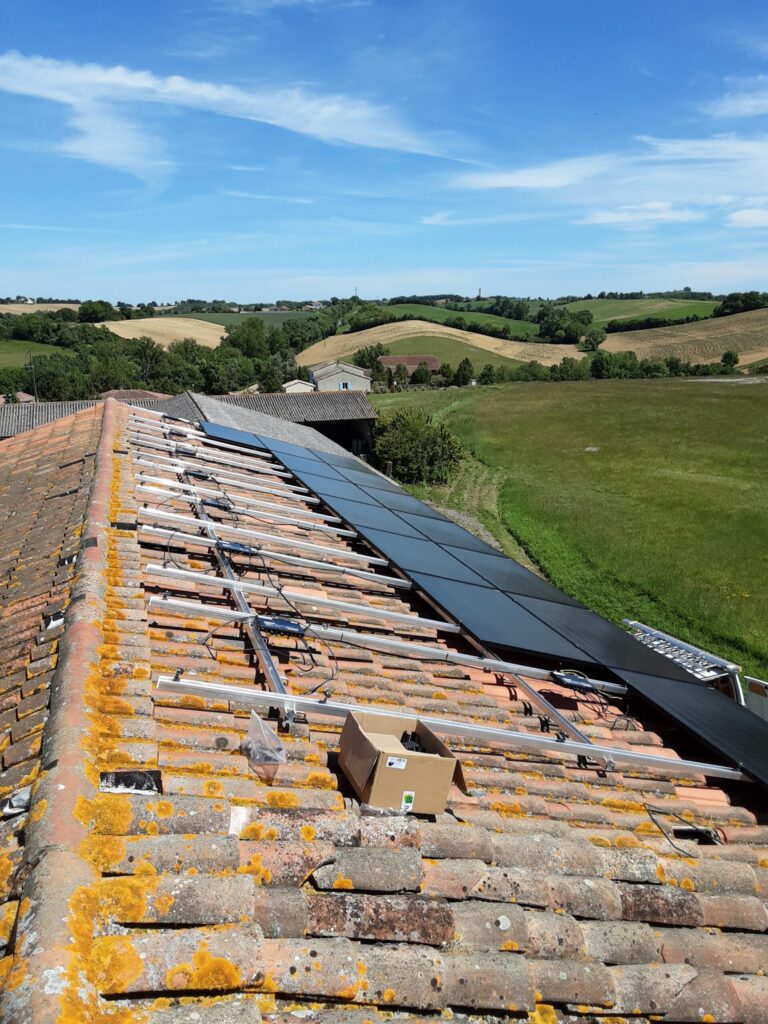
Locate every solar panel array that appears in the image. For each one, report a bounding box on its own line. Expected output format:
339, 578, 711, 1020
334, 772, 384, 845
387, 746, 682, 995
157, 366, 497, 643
202, 421, 695, 680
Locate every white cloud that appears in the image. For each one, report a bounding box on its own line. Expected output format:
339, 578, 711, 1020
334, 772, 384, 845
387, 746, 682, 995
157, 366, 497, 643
222, 189, 313, 203
0, 50, 440, 182
229, 164, 266, 172
420, 210, 534, 226
728, 207, 768, 228
456, 154, 617, 190
225, 0, 368, 12
578, 201, 706, 227
703, 77, 768, 118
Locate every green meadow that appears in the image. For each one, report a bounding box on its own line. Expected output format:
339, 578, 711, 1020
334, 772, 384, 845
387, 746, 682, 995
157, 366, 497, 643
372, 379, 768, 677
0, 339, 75, 369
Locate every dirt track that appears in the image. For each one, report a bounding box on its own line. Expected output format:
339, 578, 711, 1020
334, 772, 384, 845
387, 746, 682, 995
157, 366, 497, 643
296, 320, 582, 367
97, 317, 225, 349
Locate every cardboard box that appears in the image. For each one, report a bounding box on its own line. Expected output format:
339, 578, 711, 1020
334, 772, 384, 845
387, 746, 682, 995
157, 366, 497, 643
337, 711, 466, 815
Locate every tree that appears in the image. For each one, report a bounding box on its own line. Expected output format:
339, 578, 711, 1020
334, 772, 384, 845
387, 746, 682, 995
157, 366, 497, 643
454, 357, 474, 386
438, 362, 454, 381
393, 364, 410, 389
410, 361, 432, 386
259, 361, 283, 393
372, 408, 463, 484
78, 300, 120, 323
583, 328, 605, 352
224, 317, 267, 360
134, 337, 165, 382
478, 363, 497, 384
353, 343, 389, 370
721, 350, 739, 372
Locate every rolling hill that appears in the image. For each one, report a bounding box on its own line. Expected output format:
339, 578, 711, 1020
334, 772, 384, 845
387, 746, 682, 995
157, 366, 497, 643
600, 307, 768, 363
166, 310, 318, 328
0, 303, 80, 314
0, 339, 76, 368
296, 320, 582, 368
98, 317, 225, 348
563, 297, 717, 328
386, 303, 537, 336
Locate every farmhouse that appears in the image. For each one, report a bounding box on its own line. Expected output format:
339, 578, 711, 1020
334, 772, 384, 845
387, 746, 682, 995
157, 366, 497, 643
379, 354, 440, 375
311, 359, 371, 392
0, 398, 767, 1022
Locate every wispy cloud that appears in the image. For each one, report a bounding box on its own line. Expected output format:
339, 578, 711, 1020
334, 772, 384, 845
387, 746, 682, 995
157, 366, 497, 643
224, 0, 368, 13
229, 164, 266, 172
703, 76, 768, 118
421, 210, 535, 226
578, 201, 705, 228
222, 189, 313, 203
456, 155, 618, 190
728, 207, 768, 228
0, 50, 441, 183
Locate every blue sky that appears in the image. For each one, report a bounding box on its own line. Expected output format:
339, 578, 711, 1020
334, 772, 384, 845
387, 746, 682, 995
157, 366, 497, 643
2, 0, 768, 302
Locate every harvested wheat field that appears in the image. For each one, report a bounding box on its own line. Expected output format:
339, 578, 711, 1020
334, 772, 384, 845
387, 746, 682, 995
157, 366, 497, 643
601, 307, 768, 362
296, 319, 582, 367
0, 302, 80, 314
98, 316, 225, 348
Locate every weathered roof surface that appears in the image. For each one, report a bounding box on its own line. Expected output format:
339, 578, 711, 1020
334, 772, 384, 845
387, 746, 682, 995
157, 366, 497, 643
312, 360, 372, 379
0, 400, 100, 437
1, 400, 767, 1023
0, 390, 377, 440
189, 394, 353, 456
380, 355, 440, 371
212, 390, 377, 422
100, 389, 172, 401
0, 404, 104, 946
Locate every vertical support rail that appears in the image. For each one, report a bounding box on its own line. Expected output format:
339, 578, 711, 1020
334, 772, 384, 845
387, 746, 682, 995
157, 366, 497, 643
178, 466, 287, 696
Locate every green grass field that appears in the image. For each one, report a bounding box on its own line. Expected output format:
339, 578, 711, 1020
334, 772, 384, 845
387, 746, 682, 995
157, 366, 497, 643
385, 335, 521, 370
372, 380, 768, 677
163, 310, 317, 328
386, 303, 538, 336
0, 339, 75, 368
563, 297, 718, 328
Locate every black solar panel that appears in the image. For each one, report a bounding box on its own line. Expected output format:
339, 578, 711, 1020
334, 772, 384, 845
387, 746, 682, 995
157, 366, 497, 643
409, 574, 594, 660
318, 451, 383, 473
321, 497, 426, 538
278, 454, 344, 480
360, 488, 447, 519
515, 597, 697, 682
339, 467, 402, 491
444, 547, 582, 606
618, 670, 768, 787
362, 530, 492, 585
201, 422, 266, 452
297, 473, 384, 505
257, 437, 321, 459
397, 512, 499, 553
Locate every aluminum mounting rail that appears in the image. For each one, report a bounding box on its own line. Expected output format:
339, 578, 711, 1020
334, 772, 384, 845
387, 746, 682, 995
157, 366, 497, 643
136, 475, 337, 522
130, 417, 276, 463
139, 525, 411, 590
128, 432, 293, 479
147, 596, 626, 695
133, 456, 317, 502
175, 462, 287, 696
147, 573, 459, 633
136, 505, 387, 566
155, 677, 746, 784
138, 485, 356, 539
136, 480, 343, 528
132, 452, 309, 495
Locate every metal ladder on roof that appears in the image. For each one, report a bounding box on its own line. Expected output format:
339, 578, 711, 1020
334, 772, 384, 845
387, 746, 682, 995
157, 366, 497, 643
623, 619, 745, 704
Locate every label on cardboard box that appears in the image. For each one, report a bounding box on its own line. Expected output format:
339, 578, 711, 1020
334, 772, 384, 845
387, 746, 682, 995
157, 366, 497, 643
386, 756, 407, 770
401, 791, 415, 811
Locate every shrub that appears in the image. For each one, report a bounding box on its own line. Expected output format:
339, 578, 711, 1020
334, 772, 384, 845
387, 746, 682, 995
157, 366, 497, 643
372, 408, 463, 484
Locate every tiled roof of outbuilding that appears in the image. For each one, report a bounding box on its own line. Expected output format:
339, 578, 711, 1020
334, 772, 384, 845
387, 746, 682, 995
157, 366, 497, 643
0, 400, 767, 1024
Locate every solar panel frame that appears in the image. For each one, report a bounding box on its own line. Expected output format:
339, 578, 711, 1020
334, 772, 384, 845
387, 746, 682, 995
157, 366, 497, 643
361, 529, 493, 586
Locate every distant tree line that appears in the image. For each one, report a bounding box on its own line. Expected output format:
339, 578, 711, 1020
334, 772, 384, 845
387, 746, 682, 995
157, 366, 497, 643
713, 292, 768, 317
603, 314, 706, 333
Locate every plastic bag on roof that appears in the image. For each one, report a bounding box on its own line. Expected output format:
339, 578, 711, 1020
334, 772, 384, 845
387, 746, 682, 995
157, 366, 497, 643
242, 712, 287, 769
